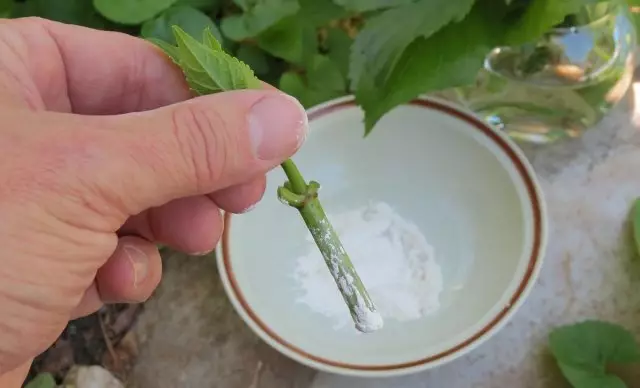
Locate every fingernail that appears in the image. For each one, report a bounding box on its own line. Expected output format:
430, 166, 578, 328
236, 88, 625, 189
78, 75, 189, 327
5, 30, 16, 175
239, 202, 257, 213
124, 245, 148, 288
249, 94, 308, 160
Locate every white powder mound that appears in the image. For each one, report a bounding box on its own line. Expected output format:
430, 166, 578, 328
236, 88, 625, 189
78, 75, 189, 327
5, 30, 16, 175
292, 200, 444, 331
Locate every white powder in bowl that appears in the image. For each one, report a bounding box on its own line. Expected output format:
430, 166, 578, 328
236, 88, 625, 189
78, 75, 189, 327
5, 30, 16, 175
292, 200, 444, 331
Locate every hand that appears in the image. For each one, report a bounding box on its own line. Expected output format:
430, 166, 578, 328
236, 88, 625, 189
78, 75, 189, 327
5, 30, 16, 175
0, 17, 308, 382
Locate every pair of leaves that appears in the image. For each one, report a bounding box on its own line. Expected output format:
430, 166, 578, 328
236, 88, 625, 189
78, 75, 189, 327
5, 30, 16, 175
150, 25, 262, 96
141, 5, 223, 46
549, 321, 640, 388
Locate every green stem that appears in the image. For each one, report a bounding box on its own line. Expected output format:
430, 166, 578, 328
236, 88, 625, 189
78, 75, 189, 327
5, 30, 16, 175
278, 158, 383, 333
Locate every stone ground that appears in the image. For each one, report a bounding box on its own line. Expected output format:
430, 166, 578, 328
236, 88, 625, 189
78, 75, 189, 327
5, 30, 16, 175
129, 252, 316, 388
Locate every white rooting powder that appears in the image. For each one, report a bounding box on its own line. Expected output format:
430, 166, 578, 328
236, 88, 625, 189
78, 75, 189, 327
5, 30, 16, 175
292, 201, 444, 331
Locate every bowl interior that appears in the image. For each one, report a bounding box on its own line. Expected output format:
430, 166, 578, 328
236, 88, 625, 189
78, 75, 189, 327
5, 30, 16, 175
220, 98, 541, 370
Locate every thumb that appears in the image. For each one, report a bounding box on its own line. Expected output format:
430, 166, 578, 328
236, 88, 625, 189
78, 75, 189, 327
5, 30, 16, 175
83, 89, 308, 216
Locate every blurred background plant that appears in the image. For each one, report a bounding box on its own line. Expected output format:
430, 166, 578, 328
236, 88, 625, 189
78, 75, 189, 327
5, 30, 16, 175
2, 0, 640, 138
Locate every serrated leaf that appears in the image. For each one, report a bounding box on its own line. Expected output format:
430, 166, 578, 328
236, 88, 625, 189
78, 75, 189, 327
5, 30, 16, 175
141, 6, 223, 46
93, 0, 178, 25
325, 28, 353, 80
299, 0, 350, 26
220, 0, 299, 41
203, 28, 223, 51
549, 320, 640, 388
256, 16, 316, 65
356, 1, 506, 133
632, 198, 640, 258
236, 45, 270, 75
506, 0, 605, 45
24, 373, 56, 388
148, 37, 181, 63
172, 26, 262, 92
349, 0, 475, 92
333, 0, 415, 12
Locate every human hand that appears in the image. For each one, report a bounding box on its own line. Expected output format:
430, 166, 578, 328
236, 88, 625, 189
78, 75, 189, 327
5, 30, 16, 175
0, 17, 307, 382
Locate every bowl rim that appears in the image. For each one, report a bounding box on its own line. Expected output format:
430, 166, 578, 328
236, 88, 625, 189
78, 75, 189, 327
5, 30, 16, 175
217, 95, 548, 378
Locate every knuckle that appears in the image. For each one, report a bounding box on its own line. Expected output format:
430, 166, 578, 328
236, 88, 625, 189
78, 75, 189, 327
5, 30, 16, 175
170, 103, 237, 190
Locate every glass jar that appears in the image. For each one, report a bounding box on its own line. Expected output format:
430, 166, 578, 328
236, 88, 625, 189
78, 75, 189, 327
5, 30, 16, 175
436, 2, 637, 144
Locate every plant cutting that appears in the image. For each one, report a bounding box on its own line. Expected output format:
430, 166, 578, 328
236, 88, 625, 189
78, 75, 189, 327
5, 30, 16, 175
150, 25, 383, 333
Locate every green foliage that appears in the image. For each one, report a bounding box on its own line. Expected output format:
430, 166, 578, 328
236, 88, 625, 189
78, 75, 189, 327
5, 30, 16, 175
24, 372, 56, 388
2, 0, 638, 135
93, 0, 178, 25
0, 0, 11, 17
220, 0, 299, 41
549, 320, 640, 388
632, 198, 640, 258
141, 5, 223, 45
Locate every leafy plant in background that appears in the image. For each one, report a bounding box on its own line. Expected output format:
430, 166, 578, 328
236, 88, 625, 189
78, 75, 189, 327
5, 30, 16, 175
1, 0, 639, 135
23, 372, 55, 388
548, 321, 640, 388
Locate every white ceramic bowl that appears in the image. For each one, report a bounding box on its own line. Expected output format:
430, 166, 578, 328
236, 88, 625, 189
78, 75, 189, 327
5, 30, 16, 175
217, 96, 547, 377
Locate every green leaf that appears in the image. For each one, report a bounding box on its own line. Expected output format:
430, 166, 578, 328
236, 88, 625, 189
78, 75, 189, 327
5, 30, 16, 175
307, 54, 346, 92
232, 0, 256, 11
348, 0, 475, 92
632, 198, 640, 258
332, 0, 415, 12
278, 55, 346, 108
220, 0, 299, 41
555, 364, 627, 388
355, 0, 504, 133
549, 320, 640, 388
506, 0, 605, 45
256, 16, 316, 65
176, 0, 221, 11
93, 0, 178, 25
24, 372, 56, 388
141, 6, 223, 46
325, 28, 353, 80
299, 0, 350, 26
0, 0, 13, 18
151, 25, 262, 95
12, 0, 107, 27
236, 45, 270, 75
